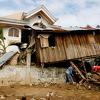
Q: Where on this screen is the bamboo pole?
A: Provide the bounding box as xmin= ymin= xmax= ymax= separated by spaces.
xmin=70 ymin=61 xmax=86 ymax=79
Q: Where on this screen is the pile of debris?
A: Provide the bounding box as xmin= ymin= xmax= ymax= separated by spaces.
xmin=70 ymin=61 xmax=100 ymax=90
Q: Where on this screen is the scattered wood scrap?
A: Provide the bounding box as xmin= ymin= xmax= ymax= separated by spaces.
xmin=70 ymin=61 xmax=100 ymax=90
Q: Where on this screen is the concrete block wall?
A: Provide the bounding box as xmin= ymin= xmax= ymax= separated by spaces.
xmin=0 ymin=65 xmax=66 ymax=86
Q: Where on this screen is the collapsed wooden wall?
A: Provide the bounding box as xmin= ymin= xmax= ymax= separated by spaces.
xmin=35 ymin=30 xmax=100 ymax=63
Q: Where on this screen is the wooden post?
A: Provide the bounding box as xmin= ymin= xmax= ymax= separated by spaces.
xmin=27 ymin=49 xmax=31 ymax=67
xmin=70 ymin=61 xmax=86 ymax=79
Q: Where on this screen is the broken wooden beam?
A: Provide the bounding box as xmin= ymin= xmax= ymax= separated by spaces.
xmin=70 ymin=61 xmax=86 ymax=79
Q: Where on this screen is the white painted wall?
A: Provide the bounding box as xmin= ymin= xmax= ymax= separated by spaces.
xmin=2 ymin=12 xmax=52 ymax=47
xmin=3 ymin=27 xmax=21 ymax=46
xmin=28 ymin=14 xmax=50 ymax=27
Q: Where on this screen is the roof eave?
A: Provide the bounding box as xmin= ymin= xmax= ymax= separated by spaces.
xmin=0 ymin=17 xmax=28 ymax=26
xmin=25 ymin=5 xmax=57 ymax=24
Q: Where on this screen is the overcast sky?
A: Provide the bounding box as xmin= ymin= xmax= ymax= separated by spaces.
xmin=0 ymin=0 xmax=100 ymax=27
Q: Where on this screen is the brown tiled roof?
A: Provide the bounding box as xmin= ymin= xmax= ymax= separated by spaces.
xmin=3 ymin=12 xmax=25 ymax=20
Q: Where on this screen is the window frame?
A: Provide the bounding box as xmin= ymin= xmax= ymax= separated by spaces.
xmin=8 ymin=27 xmax=19 ymax=37
xmin=39 ymin=34 xmax=56 ymax=48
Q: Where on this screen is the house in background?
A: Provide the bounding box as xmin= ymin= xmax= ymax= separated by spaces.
xmin=0 ymin=5 xmax=57 ymax=47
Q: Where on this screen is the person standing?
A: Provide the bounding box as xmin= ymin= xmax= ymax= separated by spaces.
xmin=66 ymin=65 xmax=74 ymax=83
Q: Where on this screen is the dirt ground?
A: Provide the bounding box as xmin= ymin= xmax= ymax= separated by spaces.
xmin=0 ymin=83 xmax=100 ymax=100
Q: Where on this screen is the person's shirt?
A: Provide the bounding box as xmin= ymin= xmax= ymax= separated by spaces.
xmin=66 ymin=66 xmax=73 ymax=75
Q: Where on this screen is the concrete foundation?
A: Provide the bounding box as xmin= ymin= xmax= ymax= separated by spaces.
xmin=0 ymin=65 xmax=66 ymax=86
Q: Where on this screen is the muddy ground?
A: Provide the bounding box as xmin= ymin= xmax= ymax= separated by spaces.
xmin=0 ymin=83 xmax=100 ymax=100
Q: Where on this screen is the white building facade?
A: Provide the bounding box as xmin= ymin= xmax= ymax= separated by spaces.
xmin=0 ymin=5 xmax=57 ymax=47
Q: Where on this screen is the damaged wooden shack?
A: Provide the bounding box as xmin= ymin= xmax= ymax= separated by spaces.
xmin=27 ymin=26 xmax=100 ymax=67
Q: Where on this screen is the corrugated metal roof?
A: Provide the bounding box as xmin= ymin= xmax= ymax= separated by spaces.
xmin=0 ymin=51 xmax=17 ymax=67
xmin=63 ymin=26 xmax=83 ymax=31
xmin=30 ymin=25 xmax=99 ymax=31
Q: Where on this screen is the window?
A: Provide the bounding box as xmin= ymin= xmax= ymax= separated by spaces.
xmin=48 ymin=35 xmax=55 ymax=47
xmin=8 ymin=28 xmax=19 ymax=37
xmin=37 ymin=15 xmax=41 ymax=19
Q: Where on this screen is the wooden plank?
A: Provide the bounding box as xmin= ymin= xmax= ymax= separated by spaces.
xmin=70 ymin=61 xmax=86 ymax=79
xmin=62 ymin=35 xmax=68 ymax=59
